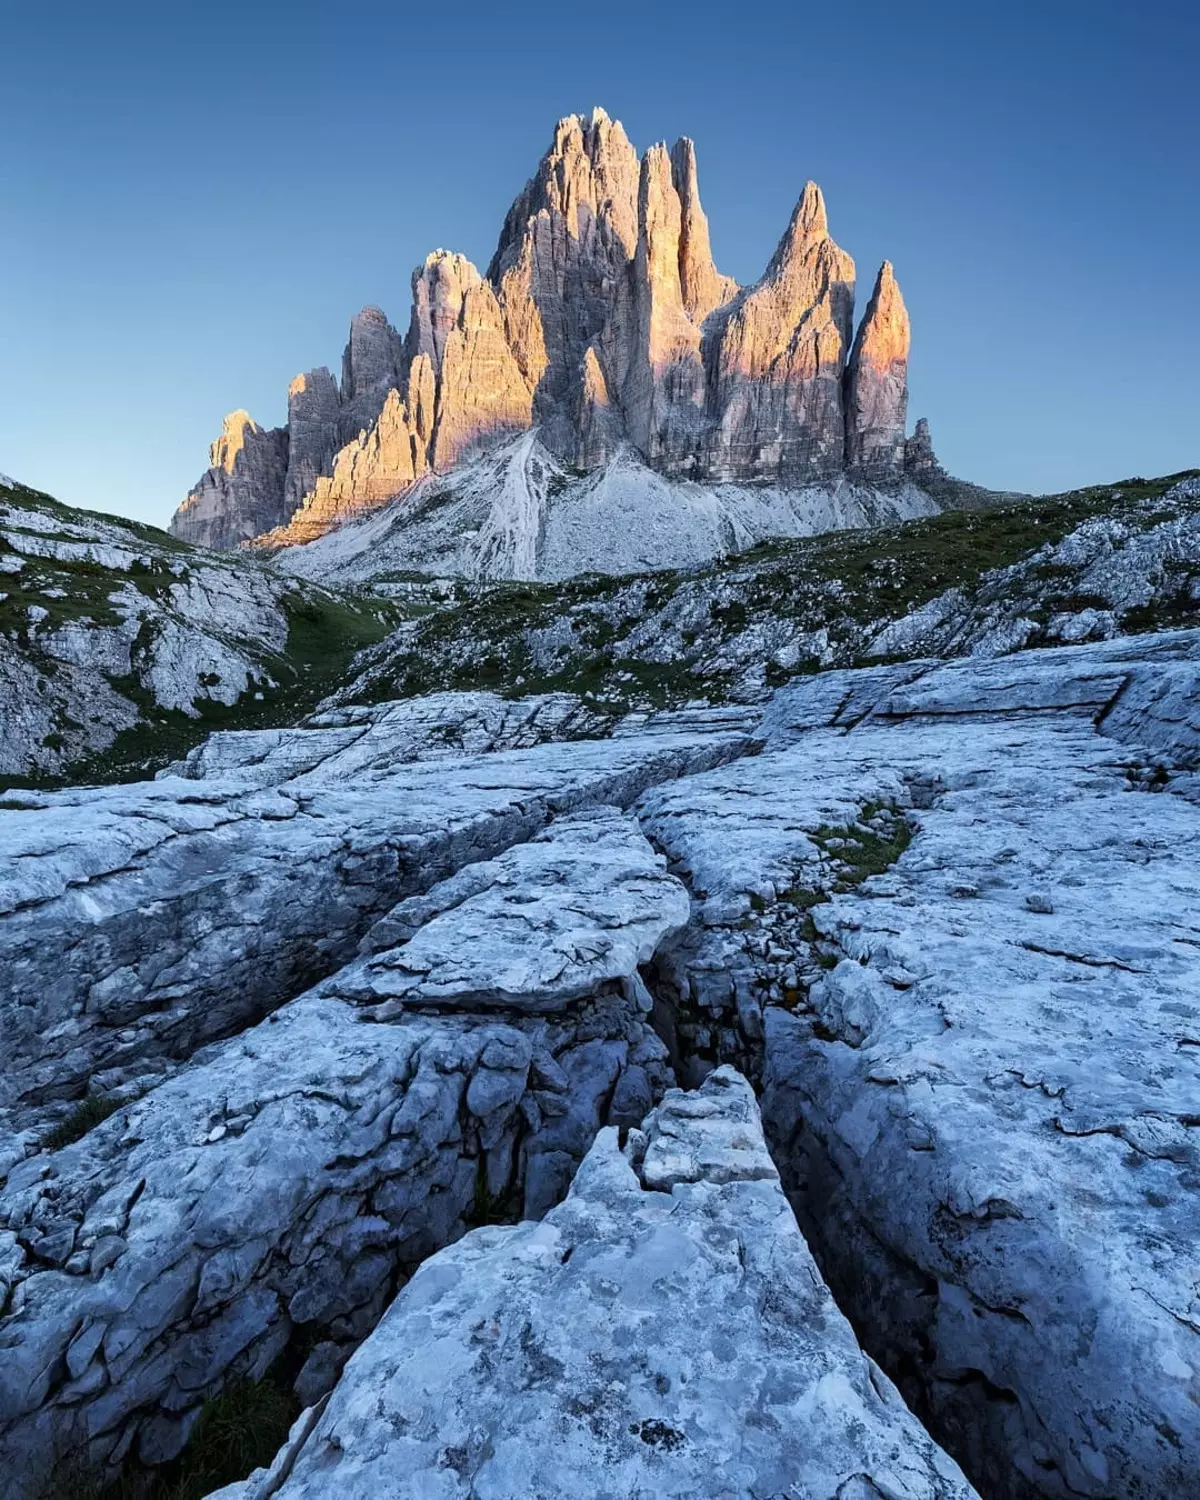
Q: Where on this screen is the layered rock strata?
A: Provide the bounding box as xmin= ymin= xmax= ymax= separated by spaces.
xmin=0 ymin=700 xmax=749 ymax=1149
xmin=172 ymin=108 xmax=916 ymax=552
xmin=272 ymin=428 xmax=939 ymax=586
xmin=212 ymin=1068 xmax=977 ymax=1500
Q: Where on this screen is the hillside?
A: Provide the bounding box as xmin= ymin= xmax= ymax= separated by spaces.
xmin=323 ymin=468 xmax=1200 ymax=714
xmin=0 ymin=476 xmax=396 ymax=787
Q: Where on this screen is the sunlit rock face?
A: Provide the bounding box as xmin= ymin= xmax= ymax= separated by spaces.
xmin=172 ymin=108 xmax=915 ymax=550
xmin=700 ymin=182 xmax=856 ymax=482
xmin=170 ymin=411 xmax=289 ymax=549
xmin=846 ymin=260 xmax=911 ymax=477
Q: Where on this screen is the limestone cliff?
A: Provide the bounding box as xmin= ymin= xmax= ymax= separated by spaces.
xmin=701 ymin=182 xmax=855 ymax=482
xmin=171 ymin=412 xmax=289 ymax=549
xmin=845 ymin=260 xmax=911 ymax=476
xmin=172 ymin=108 xmax=917 ymax=550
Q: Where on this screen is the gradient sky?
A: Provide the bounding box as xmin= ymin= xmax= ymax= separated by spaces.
xmin=1 ymin=0 xmax=1196 ymax=528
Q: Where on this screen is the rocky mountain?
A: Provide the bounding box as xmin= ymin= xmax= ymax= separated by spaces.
xmin=0 ymin=473 xmax=395 ymax=785
xmin=171 ymin=109 xmax=925 ymax=564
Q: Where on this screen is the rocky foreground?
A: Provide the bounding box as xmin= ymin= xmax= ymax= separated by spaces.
xmin=1 ymin=628 xmax=1199 ymax=1497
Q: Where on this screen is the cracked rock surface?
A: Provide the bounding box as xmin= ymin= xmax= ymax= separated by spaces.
xmin=3 ymin=630 xmax=1200 ymax=1498
xmin=637 ymin=635 xmax=1200 ymax=1496
xmin=0 ymin=708 xmax=747 ymax=1144
xmin=211 ymin=1068 xmax=977 ymax=1500
xmin=0 ymin=807 xmax=685 ymax=1493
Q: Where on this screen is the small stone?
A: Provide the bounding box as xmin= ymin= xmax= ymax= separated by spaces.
xmin=90 ymin=1235 xmax=127 ymax=1274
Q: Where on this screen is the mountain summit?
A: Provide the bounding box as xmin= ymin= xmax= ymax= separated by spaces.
xmin=171 ymin=108 xmax=915 ymax=553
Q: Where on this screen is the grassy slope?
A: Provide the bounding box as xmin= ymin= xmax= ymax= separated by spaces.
xmin=0 ymin=479 xmax=399 ymax=790
xmin=342 ymin=469 xmax=1200 ymax=714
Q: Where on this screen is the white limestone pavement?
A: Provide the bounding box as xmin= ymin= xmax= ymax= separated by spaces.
xmin=0 ymin=808 xmax=683 ymax=1495
xmin=637 ymin=640 xmax=1200 ymax=1497
xmin=0 ymin=708 xmax=748 ymax=1148
xmin=212 ymin=1069 xmax=977 ymax=1500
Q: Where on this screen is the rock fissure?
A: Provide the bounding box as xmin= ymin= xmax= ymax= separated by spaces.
xmin=3 ymin=635 xmax=1200 ymax=1496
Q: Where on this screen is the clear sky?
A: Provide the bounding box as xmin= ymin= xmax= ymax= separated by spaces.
xmin=1 ymin=0 xmax=1196 ymax=527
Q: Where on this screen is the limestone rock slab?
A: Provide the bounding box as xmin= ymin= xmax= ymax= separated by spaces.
xmin=214 ymin=1069 xmax=976 ymax=1500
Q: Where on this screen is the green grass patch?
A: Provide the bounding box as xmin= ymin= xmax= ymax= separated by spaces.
xmin=810 ymin=802 xmax=914 ymax=894
xmin=42 ymin=1092 xmax=128 ymax=1150
xmin=3 ymin=587 xmax=398 ymax=792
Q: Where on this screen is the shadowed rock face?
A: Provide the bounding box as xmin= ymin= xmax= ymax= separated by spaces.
xmin=171 ymin=108 xmax=915 ymax=551
xmin=169 ymin=412 xmax=289 ymax=550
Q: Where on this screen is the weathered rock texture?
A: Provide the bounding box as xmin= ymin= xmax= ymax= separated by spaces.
xmin=9 ymin=620 xmax=1200 ymax=1496
xmin=212 ymin=1069 xmax=977 ymax=1500
xmin=0 ymin=701 xmax=749 ymax=1148
xmin=172 ymin=108 xmax=918 ymax=553
xmin=0 ymin=476 xmax=383 ymax=781
xmin=0 ymin=808 xmax=683 ymax=1492
xmin=170 ymin=413 xmax=289 ymax=550
xmin=846 ymin=260 xmax=911 ymax=476
xmin=635 ymin=634 xmax=1200 ymax=1498
xmin=173 ymin=309 xmax=408 ymax=550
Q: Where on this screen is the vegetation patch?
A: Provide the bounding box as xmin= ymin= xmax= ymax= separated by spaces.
xmin=44 ymin=1376 xmax=299 ymax=1500
xmin=2 ymin=586 xmax=398 ymax=792
xmin=809 ymin=803 xmax=914 ymax=893
xmin=42 ymin=1092 xmax=128 ymax=1151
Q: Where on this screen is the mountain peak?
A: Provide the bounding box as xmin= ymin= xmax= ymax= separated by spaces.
xmin=210 ymin=410 xmax=260 ymax=472
xmin=174 ymin=113 xmax=914 ymax=548
xmin=846 ymin=260 xmax=911 ymax=476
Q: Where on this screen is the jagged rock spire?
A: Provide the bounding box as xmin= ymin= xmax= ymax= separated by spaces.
xmin=703 ymin=181 xmax=856 ymax=481
xmin=845 ymin=260 xmax=911 ymax=476
xmin=670 ymin=137 xmax=738 ymax=324
xmin=173 ymin=111 xmax=918 ymax=550
xmin=904 ymin=416 xmax=941 ymax=476
xmin=487 ymin=107 xmax=641 ymax=457
xmin=170 ymin=412 xmax=289 ymax=549
xmin=283 ymin=368 xmax=342 ymax=512
xmin=621 ymin=143 xmax=707 ymax=461
xmin=341 ymin=306 xmax=404 ymax=408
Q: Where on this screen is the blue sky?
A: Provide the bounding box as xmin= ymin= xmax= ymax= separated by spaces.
xmin=1 ymin=0 xmax=1196 ymax=527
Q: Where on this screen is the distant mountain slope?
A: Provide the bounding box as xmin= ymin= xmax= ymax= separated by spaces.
xmin=322 ymin=471 xmax=1200 ymax=715
xmin=273 ymin=431 xmax=941 ymax=587
xmin=0 ymin=476 xmax=395 ymax=786
xmin=8 ymin=467 xmax=1194 ymax=788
